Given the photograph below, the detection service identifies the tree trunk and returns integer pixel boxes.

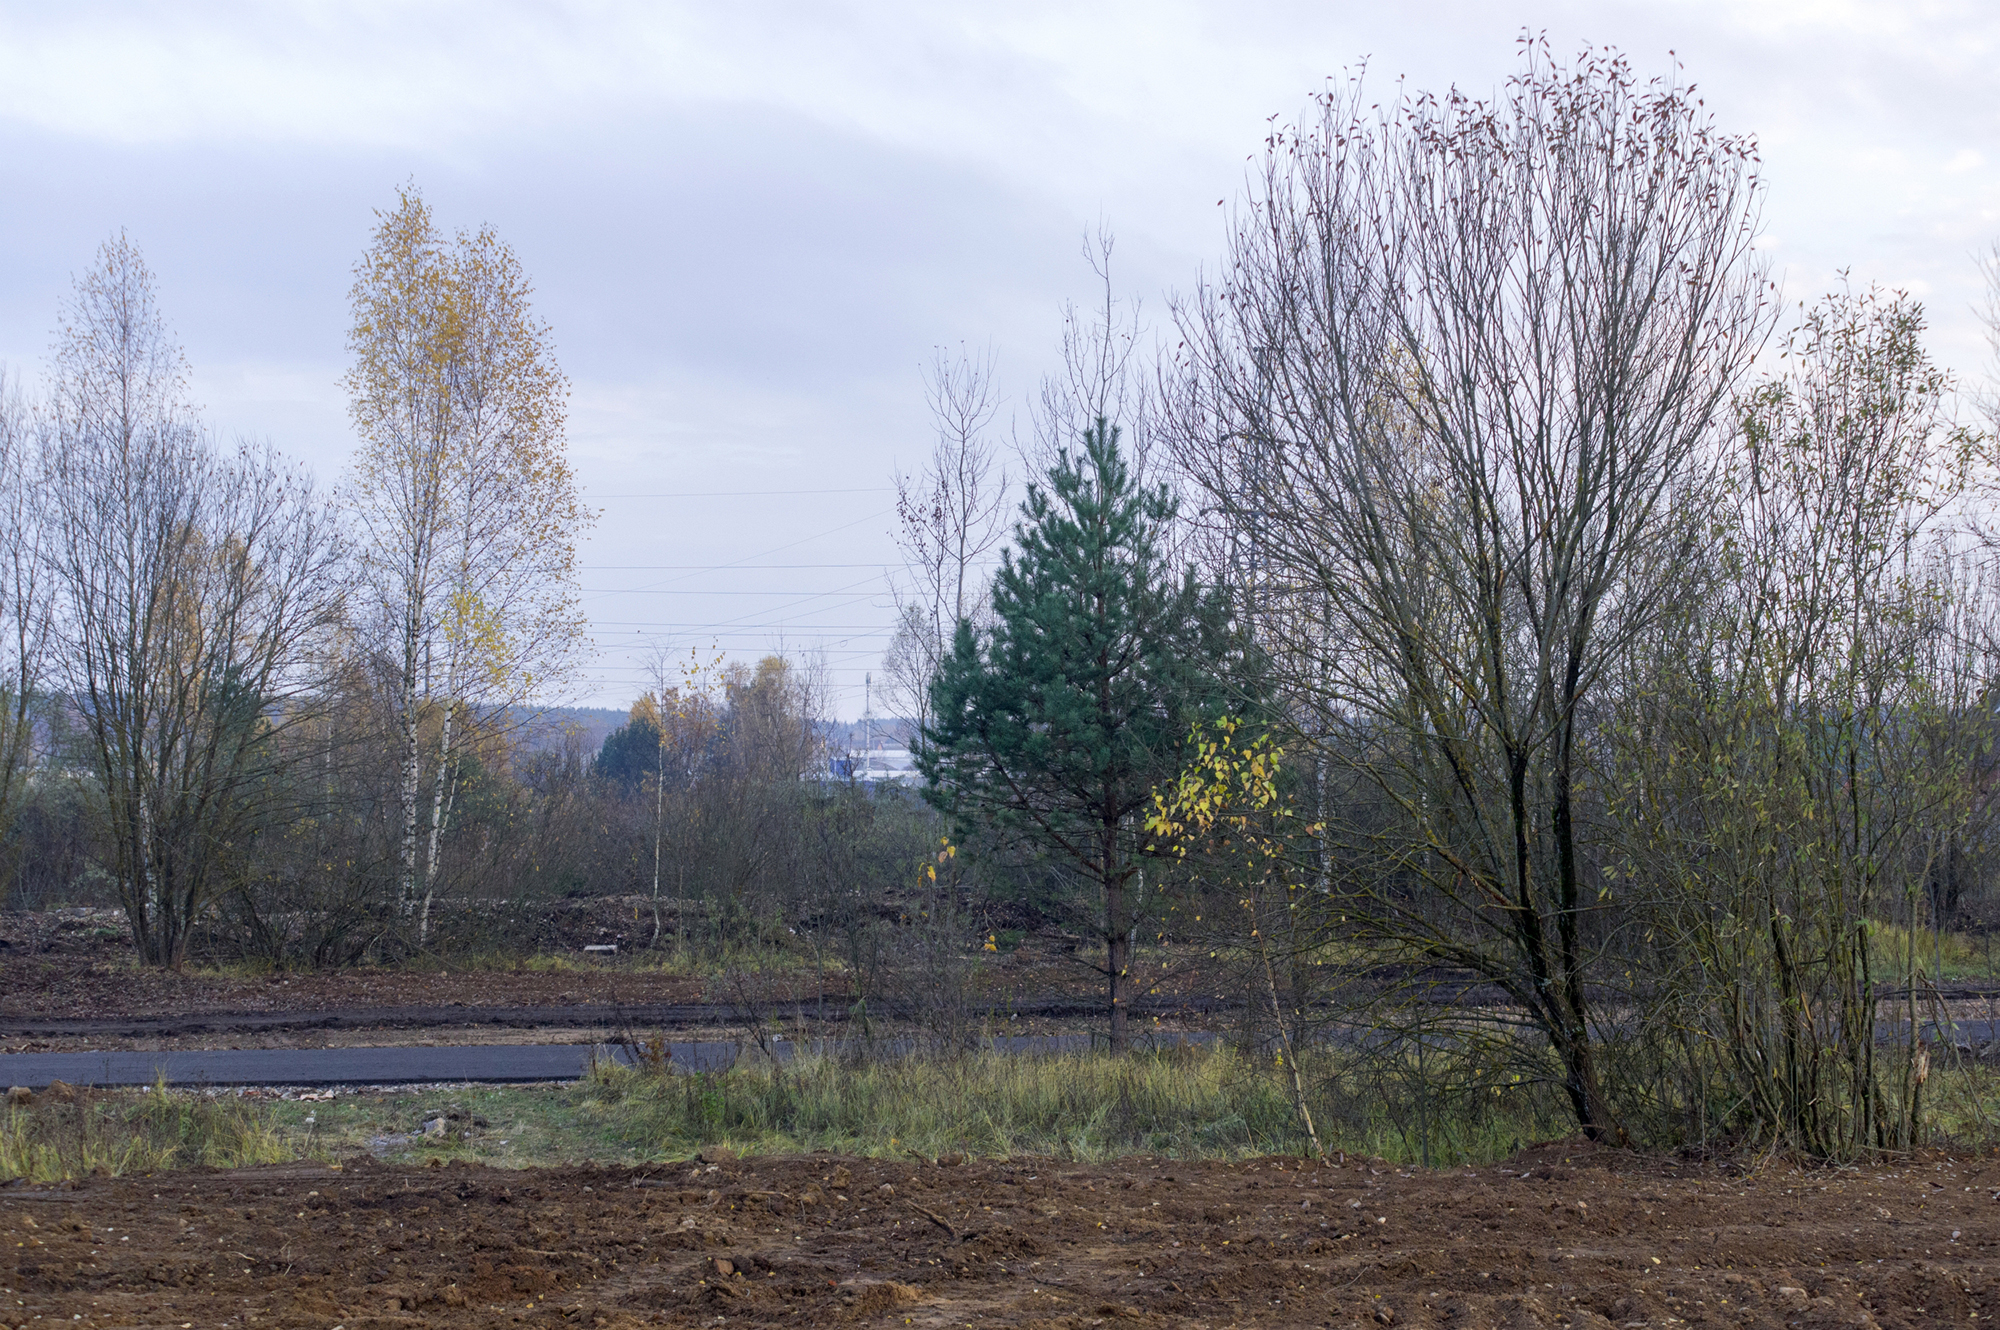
[417,696,457,945]
[1262,925,1323,1156]
[1551,712,1620,1143]
[1106,914,1128,1053]
[651,731,666,947]
[399,612,421,918]
[1104,817,1128,1054]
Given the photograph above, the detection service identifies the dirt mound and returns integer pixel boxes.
[4,1147,1997,1326]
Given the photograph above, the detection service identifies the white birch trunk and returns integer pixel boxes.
[418,695,457,945]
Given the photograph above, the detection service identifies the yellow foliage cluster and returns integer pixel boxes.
[1145,716,1316,871]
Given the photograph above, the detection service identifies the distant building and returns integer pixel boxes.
[829,745,918,785]
[825,670,919,785]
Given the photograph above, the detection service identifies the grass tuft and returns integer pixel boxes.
[1869,925,2000,985]
[569,1045,1563,1165]
[0,1081,289,1183]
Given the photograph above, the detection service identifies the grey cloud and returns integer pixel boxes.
[4,1,1998,713]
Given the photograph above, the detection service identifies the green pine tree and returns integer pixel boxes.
[919,418,1238,1051]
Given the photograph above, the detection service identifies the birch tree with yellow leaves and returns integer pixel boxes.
[344,186,591,943]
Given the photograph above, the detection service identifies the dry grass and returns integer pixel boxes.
[10,1044,1998,1184]
[0,1081,289,1183]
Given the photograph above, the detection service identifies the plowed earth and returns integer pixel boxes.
[6,1145,1999,1329]
[0,911,1209,1052]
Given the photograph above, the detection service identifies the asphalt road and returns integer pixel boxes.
[0,995,1233,1041]
[0,1032,1220,1089]
[0,1042,635,1089]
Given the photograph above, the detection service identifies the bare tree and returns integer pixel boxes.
[0,370,50,900]
[344,185,593,943]
[884,346,1009,728]
[889,233,1152,729]
[631,642,725,947]
[1168,45,1774,1138]
[43,236,347,967]
[1028,229,1151,479]
[1614,286,1979,1155]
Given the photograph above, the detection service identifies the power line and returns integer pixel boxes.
[580,560,999,572]
[593,669,884,676]
[592,487,892,498]
[594,644,889,655]
[665,572,887,632]
[593,625,895,632]
[588,507,896,597]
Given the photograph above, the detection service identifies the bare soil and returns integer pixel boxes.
[0,910,1223,1054]
[0,912,713,1023]
[5,1144,1998,1328]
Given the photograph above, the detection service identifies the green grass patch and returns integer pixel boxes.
[18,1044,1996,1184]
[264,1045,1572,1169]
[1869,924,2000,986]
[0,1083,290,1183]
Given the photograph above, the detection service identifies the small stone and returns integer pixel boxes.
[709,1257,736,1278]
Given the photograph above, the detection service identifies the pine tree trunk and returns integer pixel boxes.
[1104,818,1128,1054]
[1107,911,1128,1053]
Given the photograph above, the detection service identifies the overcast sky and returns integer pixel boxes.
[3,1,1996,719]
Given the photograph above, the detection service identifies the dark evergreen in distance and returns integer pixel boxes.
[594,714,660,791]
[918,419,1241,1052]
